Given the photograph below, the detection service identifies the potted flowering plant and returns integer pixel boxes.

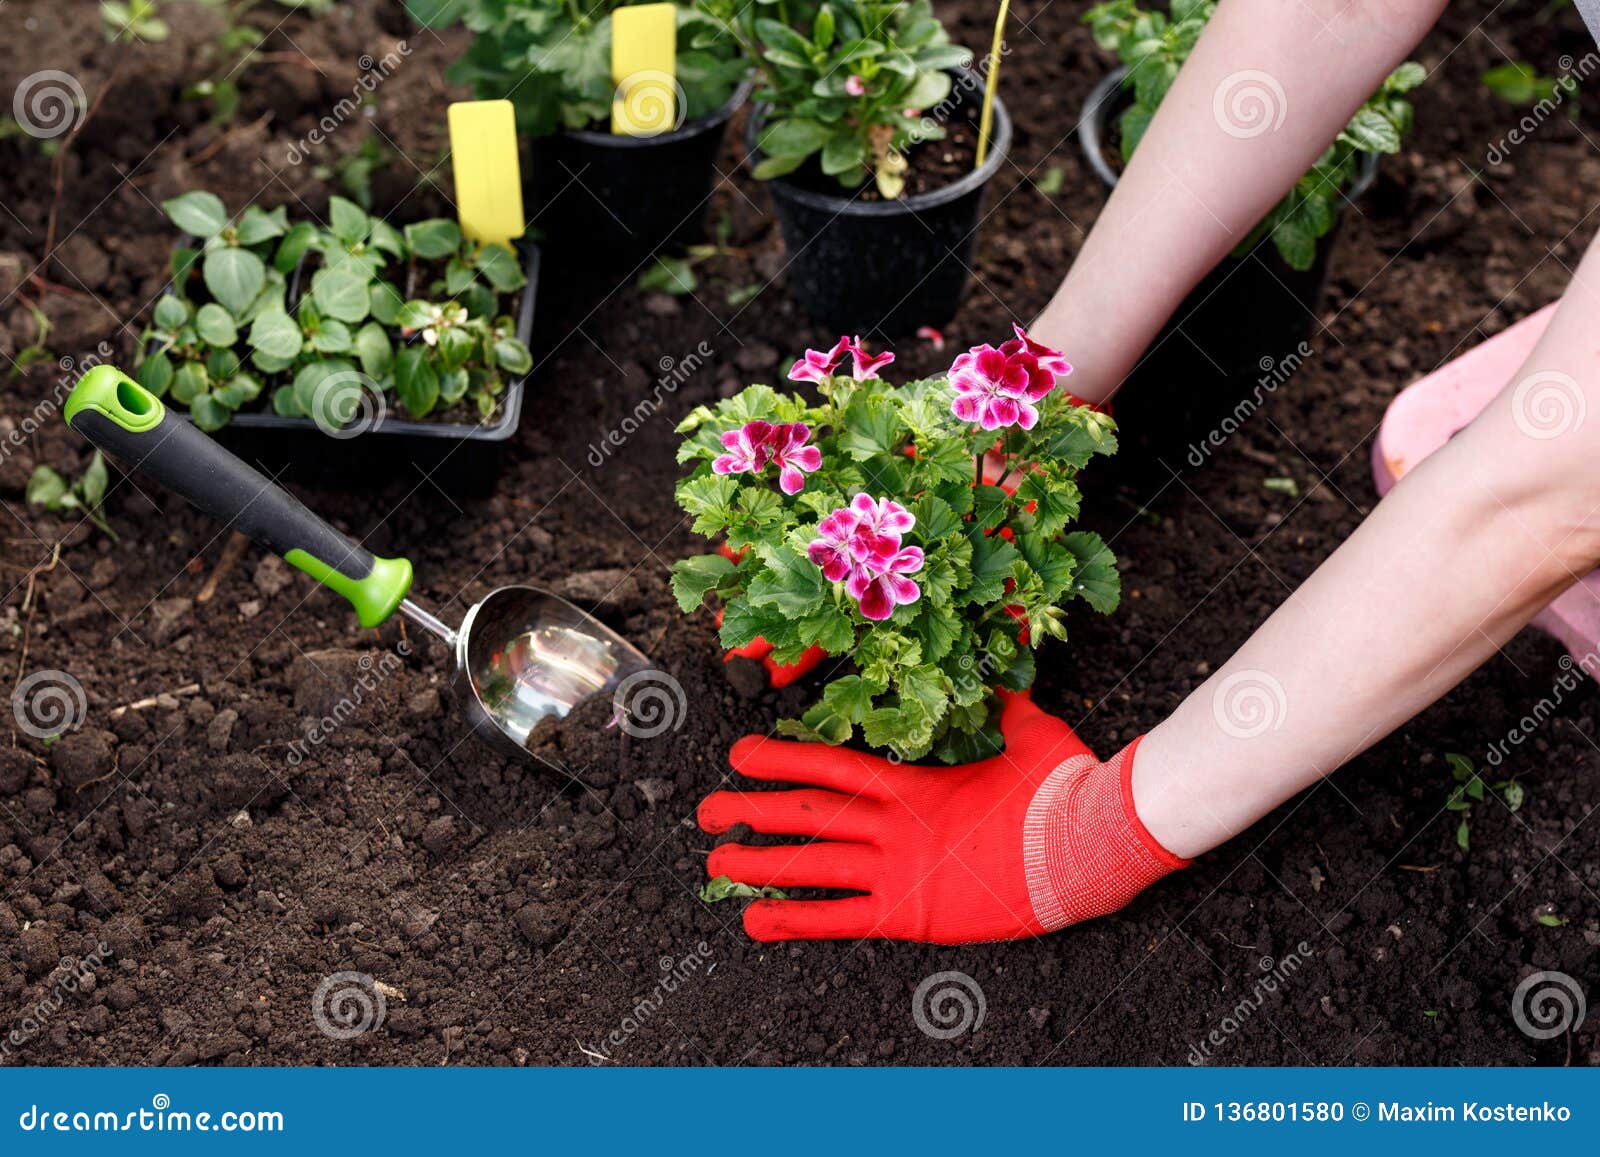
[1080,0,1425,459]
[694,0,1009,334]
[672,330,1119,763]
[410,0,749,268]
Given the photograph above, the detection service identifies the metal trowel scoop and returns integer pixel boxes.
[65,366,651,761]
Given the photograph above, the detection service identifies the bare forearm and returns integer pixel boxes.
[1132,236,1600,858]
[1036,0,1446,403]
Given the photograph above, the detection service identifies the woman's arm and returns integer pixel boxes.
[1135,232,1600,856]
[1033,0,1449,404]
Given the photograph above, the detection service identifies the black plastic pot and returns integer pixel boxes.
[177,243,541,497]
[528,83,750,273]
[1082,67,1378,464]
[748,68,1012,337]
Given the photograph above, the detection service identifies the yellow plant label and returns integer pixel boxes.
[447,100,524,250]
[611,3,678,137]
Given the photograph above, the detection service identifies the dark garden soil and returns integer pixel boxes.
[0,0,1597,1067]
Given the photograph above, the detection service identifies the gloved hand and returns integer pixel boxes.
[697,691,1187,943]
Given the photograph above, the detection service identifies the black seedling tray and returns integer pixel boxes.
[174,242,541,497]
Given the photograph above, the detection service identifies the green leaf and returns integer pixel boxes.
[354,321,392,379]
[474,243,525,292]
[699,876,787,903]
[821,133,866,176]
[172,361,208,405]
[80,451,108,508]
[760,117,832,158]
[1061,531,1120,613]
[193,302,237,347]
[26,465,69,509]
[747,543,827,618]
[327,196,369,245]
[274,222,317,275]
[234,204,287,246]
[310,265,371,323]
[271,385,304,417]
[1343,106,1402,154]
[1272,218,1316,272]
[1502,780,1525,812]
[840,395,904,460]
[152,293,188,330]
[203,247,266,315]
[670,554,736,613]
[162,191,229,238]
[1456,819,1470,851]
[310,318,353,354]
[247,307,302,360]
[963,533,1019,605]
[638,255,697,295]
[393,347,440,418]
[135,350,174,397]
[494,338,532,375]
[188,392,231,431]
[404,218,460,259]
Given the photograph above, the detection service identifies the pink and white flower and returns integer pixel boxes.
[847,493,915,539]
[1002,324,1072,381]
[847,546,925,620]
[807,495,923,621]
[788,336,895,383]
[948,330,1071,431]
[787,337,851,384]
[712,420,774,475]
[712,420,821,495]
[845,336,895,380]
[950,345,1038,430]
[767,422,822,495]
[845,74,866,97]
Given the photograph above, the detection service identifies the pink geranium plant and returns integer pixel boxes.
[673,330,1120,763]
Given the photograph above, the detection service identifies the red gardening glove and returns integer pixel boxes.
[697,690,1187,944]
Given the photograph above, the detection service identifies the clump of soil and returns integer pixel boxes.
[0,0,1596,1068]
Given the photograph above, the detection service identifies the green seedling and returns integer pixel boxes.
[1443,751,1524,851]
[698,0,970,197]
[27,451,116,540]
[101,0,170,42]
[410,0,744,136]
[700,875,788,902]
[1085,0,1424,270]
[136,194,533,432]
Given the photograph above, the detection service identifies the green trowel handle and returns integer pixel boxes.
[64,366,412,628]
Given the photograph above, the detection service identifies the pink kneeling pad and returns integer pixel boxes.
[1372,302,1600,664]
